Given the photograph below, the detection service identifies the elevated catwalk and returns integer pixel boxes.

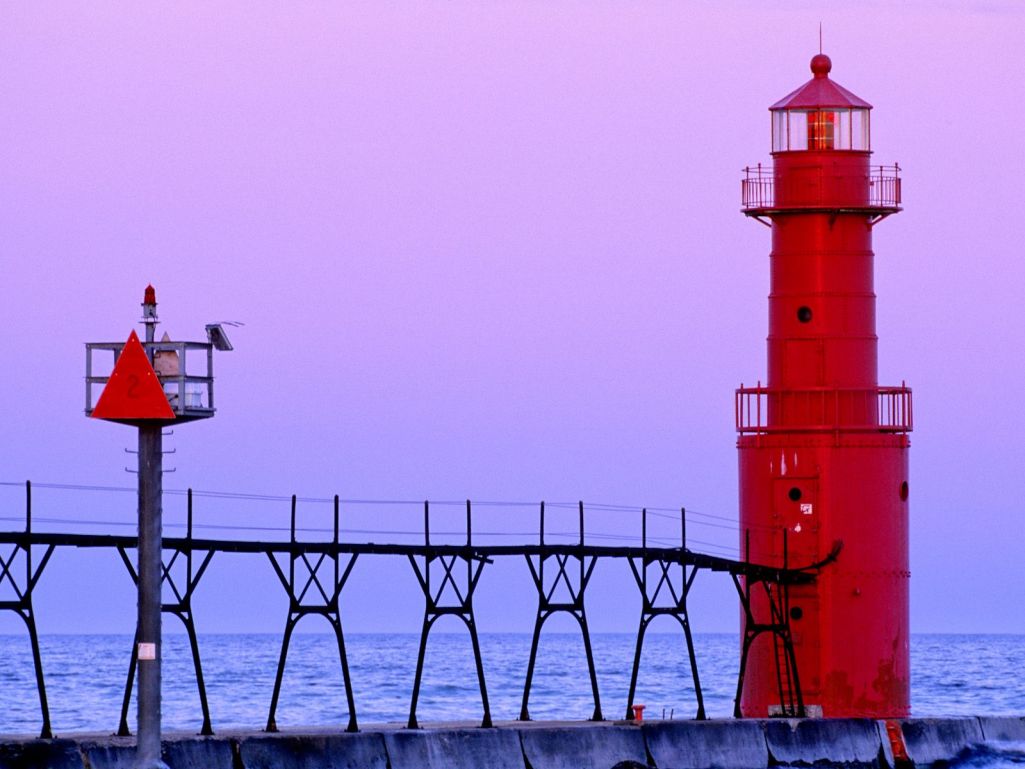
[0,482,835,739]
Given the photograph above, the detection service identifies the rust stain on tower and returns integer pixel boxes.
[736,52,912,718]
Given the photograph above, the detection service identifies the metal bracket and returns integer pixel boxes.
[732,529,805,718]
[624,507,706,720]
[0,483,56,738]
[520,502,603,722]
[265,495,359,734]
[407,500,492,729]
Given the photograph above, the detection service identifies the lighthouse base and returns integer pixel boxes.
[738,432,910,719]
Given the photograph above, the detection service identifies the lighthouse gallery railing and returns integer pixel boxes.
[736,385,913,434]
[741,163,901,211]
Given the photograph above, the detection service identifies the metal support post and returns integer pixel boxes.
[732,529,805,719]
[0,481,57,739]
[266,495,359,734]
[625,507,705,720]
[520,501,602,722]
[136,424,168,769]
[406,500,492,729]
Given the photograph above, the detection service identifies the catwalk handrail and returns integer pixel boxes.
[0,530,826,583]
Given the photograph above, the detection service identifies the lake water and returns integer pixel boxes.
[0,632,1023,738]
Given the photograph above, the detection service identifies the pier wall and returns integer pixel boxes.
[0,717,1022,769]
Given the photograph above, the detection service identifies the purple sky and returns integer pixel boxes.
[2,1,1025,650]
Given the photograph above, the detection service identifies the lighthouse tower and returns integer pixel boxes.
[736,53,912,718]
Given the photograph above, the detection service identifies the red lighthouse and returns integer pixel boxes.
[736,53,912,718]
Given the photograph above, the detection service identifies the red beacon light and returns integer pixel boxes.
[735,54,912,719]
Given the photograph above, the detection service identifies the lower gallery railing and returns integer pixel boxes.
[736,384,913,435]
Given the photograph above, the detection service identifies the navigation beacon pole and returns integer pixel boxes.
[137,287,163,769]
[86,287,231,768]
[736,53,912,717]
[135,432,162,767]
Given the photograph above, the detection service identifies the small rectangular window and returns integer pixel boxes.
[851,109,870,150]
[787,112,808,151]
[835,110,852,149]
[772,112,788,152]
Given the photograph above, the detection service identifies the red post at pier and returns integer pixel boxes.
[736,53,911,718]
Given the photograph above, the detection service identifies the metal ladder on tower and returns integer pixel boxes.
[770,600,800,717]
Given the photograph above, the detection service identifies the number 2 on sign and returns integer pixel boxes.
[126,374,141,398]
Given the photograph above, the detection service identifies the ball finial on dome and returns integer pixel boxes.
[811,53,832,78]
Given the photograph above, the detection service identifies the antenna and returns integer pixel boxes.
[819,22,823,54]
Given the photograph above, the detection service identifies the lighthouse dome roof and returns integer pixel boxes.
[770,54,872,111]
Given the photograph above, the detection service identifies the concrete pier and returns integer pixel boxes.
[0,717,1022,769]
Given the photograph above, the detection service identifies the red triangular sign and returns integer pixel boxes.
[91,330,175,421]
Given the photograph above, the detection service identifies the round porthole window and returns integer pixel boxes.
[790,606,804,621]
[900,481,909,501]
[797,306,813,323]
[788,487,802,502]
